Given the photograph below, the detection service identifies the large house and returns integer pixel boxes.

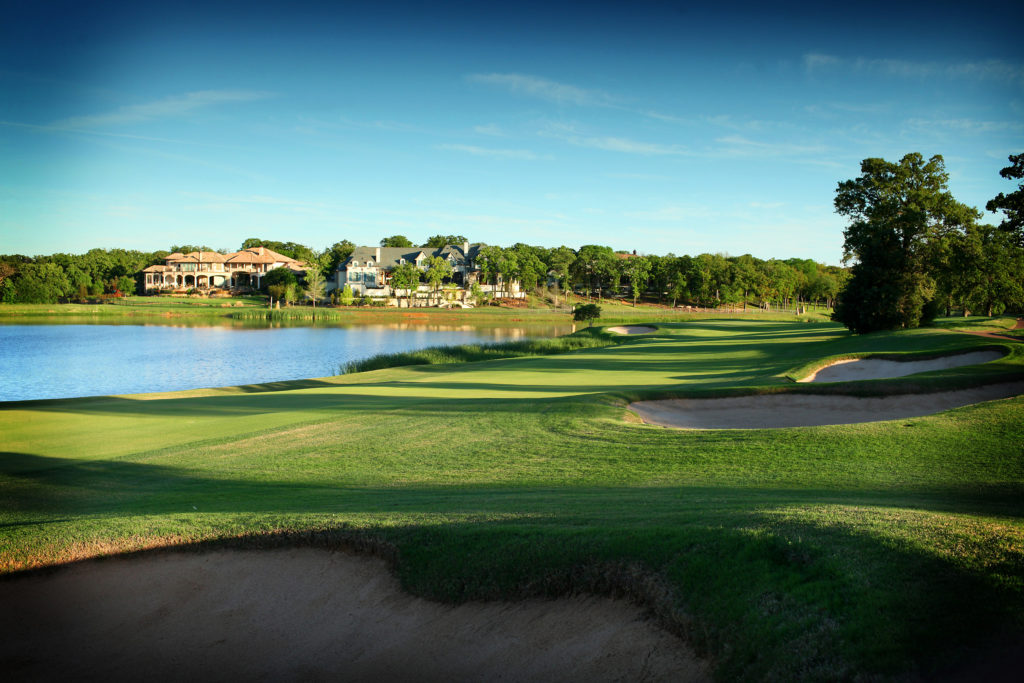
[338,242,487,296]
[142,246,307,293]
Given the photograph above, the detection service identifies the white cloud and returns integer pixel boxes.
[54,90,273,129]
[473,123,505,136]
[466,73,615,107]
[713,135,828,156]
[803,53,842,71]
[436,144,541,160]
[541,122,689,156]
[904,118,1024,134]
[803,54,1024,84]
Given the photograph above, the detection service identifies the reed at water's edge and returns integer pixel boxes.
[341,328,617,373]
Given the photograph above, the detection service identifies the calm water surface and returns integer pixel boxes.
[0,323,573,401]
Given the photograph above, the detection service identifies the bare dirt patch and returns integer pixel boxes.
[629,382,1024,429]
[607,325,656,335]
[799,350,1005,383]
[0,548,710,682]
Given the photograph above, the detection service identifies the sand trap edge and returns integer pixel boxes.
[796,348,1008,383]
[607,325,657,335]
[629,381,1024,429]
[0,547,711,682]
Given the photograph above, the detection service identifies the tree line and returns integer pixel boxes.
[0,236,849,312]
[3,152,1021,325]
[833,152,1024,333]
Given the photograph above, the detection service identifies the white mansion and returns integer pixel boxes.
[337,242,487,295]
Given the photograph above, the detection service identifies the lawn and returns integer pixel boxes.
[2,319,1022,679]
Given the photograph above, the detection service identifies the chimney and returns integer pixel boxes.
[462,241,469,254]
[375,247,381,262]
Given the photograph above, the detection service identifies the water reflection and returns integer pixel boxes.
[0,322,574,402]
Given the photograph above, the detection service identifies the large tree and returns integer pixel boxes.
[389,262,421,306]
[571,245,616,299]
[380,235,414,248]
[421,234,467,248]
[986,153,1024,247]
[620,256,652,306]
[833,154,979,334]
[424,256,453,298]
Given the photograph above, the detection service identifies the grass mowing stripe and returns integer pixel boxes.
[1,319,1022,679]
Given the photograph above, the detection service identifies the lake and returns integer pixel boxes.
[0,322,574,402]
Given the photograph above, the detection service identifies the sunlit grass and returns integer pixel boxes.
[1,319,1022,679]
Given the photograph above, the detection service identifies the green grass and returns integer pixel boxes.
[2,319,1023,680]
[340,327,618,373]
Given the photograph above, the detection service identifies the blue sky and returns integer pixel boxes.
[1,1,1021,264]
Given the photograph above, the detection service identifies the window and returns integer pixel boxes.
[351,261,359,266]
[367,260,373,266]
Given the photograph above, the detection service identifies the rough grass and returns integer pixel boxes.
[2,319,1023,680]
[340,327,617,373]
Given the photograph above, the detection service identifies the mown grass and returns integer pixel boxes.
[1,298,831,327]
[340,327,618,373]
[2,319,1022,679]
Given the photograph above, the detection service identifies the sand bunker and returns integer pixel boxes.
[630,381,1024,429]
[799,350,1004,383]
[607,325,656,335]
[0,548,709,682]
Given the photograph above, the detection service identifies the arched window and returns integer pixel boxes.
[367,260,374,267]
[351,260,359,267]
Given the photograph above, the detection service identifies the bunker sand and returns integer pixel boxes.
[607,325,656,335]
[630,382,1024,429]
[798,350,1004,383]
[0,548,710,682]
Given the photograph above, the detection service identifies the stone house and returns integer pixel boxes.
[142,246,307,292]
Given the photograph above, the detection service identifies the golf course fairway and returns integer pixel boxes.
[2,319,1023,680]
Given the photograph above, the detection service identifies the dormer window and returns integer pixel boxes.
[367,260,373,267]
[399,258,406,265]
[351,260,359,267]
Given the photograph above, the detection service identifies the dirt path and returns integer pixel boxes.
[0,548,710,682]
[953,318,1024,342]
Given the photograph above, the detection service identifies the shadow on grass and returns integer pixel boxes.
[2,454,1021,681]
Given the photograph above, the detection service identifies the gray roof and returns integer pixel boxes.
[341,243,485,271]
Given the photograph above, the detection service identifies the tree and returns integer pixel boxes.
[668,271,689,307]
[304,266,326,310]
[510,243,545,292]
[115,275,136,296]
[731,254,763,311]
[424,256,453,299]
[262,267,297,292]
[5,263,71,303]
[949,223,1024,316]
[986,153,1024,246]
[545,246,576,300]
[380,235,414,248]
[422,234,467,248]
[573,303,602,326]
[621,256,652,306]
[833,154,979,333]
[240,238,317,264]
[320,240,355,275]
[476,245,517,297]
[571,245,616,299]
[339,284,355,306]
[389,262,421,306]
